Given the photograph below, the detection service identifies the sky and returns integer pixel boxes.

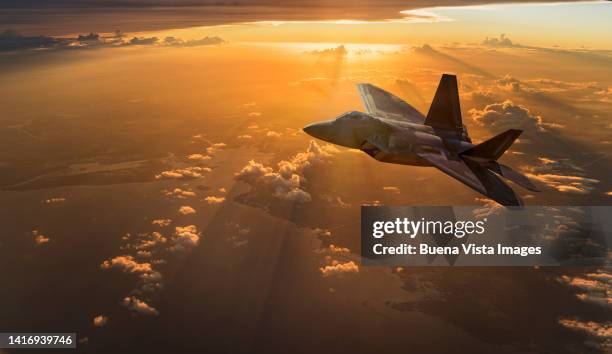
[0,1,611,353]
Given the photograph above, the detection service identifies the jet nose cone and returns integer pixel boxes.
[303,121,330,140]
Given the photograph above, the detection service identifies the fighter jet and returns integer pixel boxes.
[303,74,540,206]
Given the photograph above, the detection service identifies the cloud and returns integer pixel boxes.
[237,134,252,140]
[558,319,611,348]
[164,188,196,198]
[133,232,167,251]
[163,36,225,47]
[32,230,50,245]
[128,36,159,45]
[178,205,196,215]
[0,29,226,53]
[151,218,172,227]
[204,196,225,204]
[497,74,522,92]
[525,157,599,194]
[0,30,64,51]
[155,166,210,179]
[482,33,517,48]
[559,271,611,310]
[93,315,108,327]
[206,142,226,155]
[169,225,201,252]
[469,100,548,132]
[235,140,337,203]
[122,296,159,316]
[319,260,359,277]
[187,154,211,162]
[307,45,347,57]
[101,255,155,274]
[382,186,400,194]
[266,130,282,138]
[100,255,162,291]
[316,244,350,254]
[42,197,66,204]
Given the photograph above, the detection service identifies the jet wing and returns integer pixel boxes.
[357,83,425,124]
[419,152,524,206]
[417,152,487,196]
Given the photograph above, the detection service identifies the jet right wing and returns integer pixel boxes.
[418,152,524,206]
[357,83,425,124]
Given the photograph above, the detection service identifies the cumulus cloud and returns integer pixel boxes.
[226,222,250,247]
[164,187,196,198]
[178,205,196,215]
[469,100,551,132]
[482,34,516,48]
[100,255,162,292]
[559,270,611,310]
[155,166,210,180]
[42,197,66,204]
[316,244,351,254]
[187,154,211,162]
[122,296,159,316]
[266,130,282,138]
[237,134,252,140]
[151,218,172,227]
[497,74,522,92]
[204,196,225,204]
[163,36,225,47]
[234,140,337,203]
[0,30,64,51]
[169,225,201,253]
[32,230,50,245]
[205,142,226,155]
[319,260,359,277]
[383,186,401,194]
[558,319,611,348]
[307,45,347,57]
[132,232,167,251]
[525,157,599,194]
[93,315,108,327]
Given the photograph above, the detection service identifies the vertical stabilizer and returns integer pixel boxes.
[425,74,463,131]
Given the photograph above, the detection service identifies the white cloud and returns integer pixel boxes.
[32,230,50,245]
[382,186,400,194]
[178,206,196,215]
[469,100,547,132]
[122,296,159,316]
[319,260,359,277]
[155,167,210,180]
[93,315,108,327]
[170,225,201,253]
[151,218,172,227]
[187,154,211,162]
[42,197,66,204]
[234,140,337,203]
[164,188,196,199]
[204,196,225,204]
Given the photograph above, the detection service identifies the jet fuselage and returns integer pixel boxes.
[303,111,474,167]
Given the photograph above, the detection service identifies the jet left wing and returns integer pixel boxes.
[417,152,487,196]
[357,83,425,124]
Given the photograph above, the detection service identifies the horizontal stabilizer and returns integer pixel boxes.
[492,162,541,192]
[425,74,463,131]
[463,158,524,206]
[462,129,522,161]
